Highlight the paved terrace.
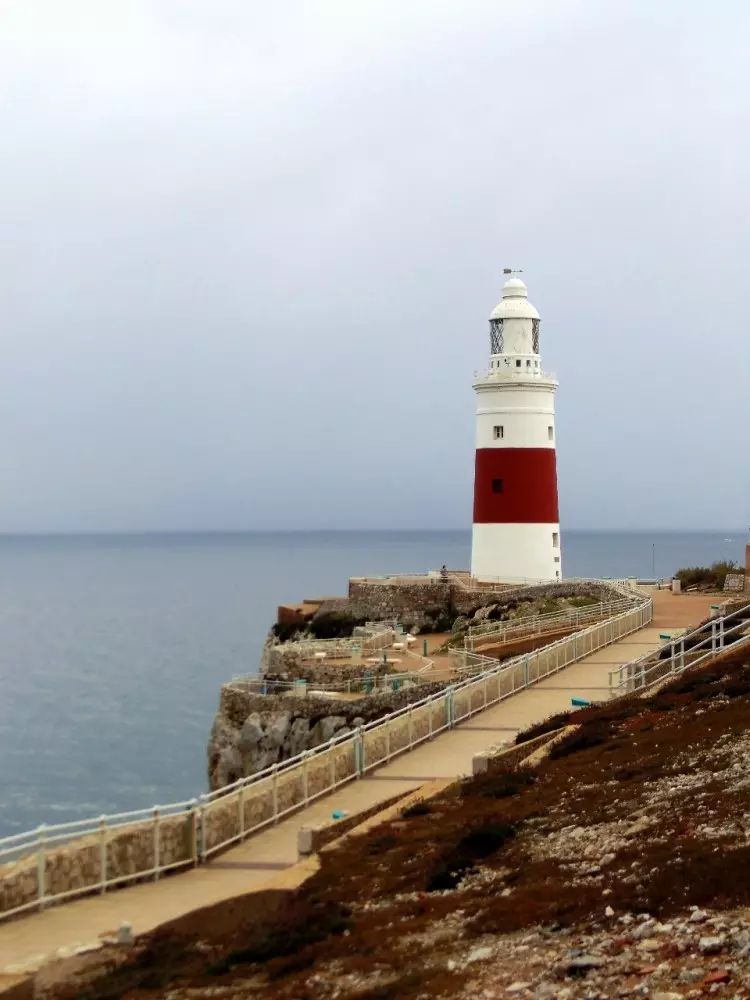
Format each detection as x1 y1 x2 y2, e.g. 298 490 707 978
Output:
0 590 717 974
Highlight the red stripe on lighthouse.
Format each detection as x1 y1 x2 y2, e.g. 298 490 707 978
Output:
473 448 559 524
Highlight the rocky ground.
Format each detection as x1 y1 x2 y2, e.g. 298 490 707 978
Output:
37 638 750 1000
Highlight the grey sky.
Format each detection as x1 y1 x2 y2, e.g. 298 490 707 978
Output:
0 0 747 532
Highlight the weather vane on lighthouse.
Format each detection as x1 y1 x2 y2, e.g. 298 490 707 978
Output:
503 267 524 277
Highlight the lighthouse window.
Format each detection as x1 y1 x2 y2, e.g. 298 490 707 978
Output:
515 360 522 368
491 478 504 494
526 360 531 367
548 425 554 441
552 532 559 547
493 425 504 440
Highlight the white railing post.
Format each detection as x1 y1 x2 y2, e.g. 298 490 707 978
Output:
385 715 391 761
408 707 413 747
679 638 685 672
153 807 161 881
711 620 717 652
238 782 245 839
302 753 309 802
37 825 46 909
99 815 108 894
329 741 336 788
272 764 279 821
198 794 207 864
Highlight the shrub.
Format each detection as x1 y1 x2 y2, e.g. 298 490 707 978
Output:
426 823 516 892
272 621 304 642
567 595 600 608
462 767 537 800
675 560 739 591
548 721 611 760
308 612 367 639
401 800 432 818
515 711 572 744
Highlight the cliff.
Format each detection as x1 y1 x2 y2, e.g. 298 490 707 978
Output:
44 635 750 1000
207 682 447 789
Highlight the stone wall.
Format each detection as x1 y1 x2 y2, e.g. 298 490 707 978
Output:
0 812 194 919
261 660 393 685
317 579 632 630
208 682 447 790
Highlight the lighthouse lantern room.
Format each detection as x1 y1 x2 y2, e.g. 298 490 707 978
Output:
470 275 561 583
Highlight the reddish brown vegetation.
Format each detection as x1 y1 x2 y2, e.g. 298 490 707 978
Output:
46 644 750 1000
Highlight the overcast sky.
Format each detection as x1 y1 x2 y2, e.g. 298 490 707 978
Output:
0 0 746 532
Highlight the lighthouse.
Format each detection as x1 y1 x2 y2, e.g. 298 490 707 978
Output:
470 275 561 583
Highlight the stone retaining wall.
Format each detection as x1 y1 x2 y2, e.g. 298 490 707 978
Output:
0 813 194 919
334 579 629 628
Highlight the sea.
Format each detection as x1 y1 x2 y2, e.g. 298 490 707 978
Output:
0 529 743 838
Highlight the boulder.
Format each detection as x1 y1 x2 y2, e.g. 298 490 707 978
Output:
208 713 237 751
285 717 311 757
310 716 348 747
260 711 292 753
215 746 243 786
238 713 264 753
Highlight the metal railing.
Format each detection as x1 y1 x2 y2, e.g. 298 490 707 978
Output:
463 596 638 648
0 587 653 922
473 367 558 383
228 670 428 697
609 603 750 697
262 622 396 669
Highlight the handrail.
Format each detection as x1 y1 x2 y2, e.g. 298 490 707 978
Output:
228 670 428 696
0 584 653 921
608 603 750 697
464 596 637 646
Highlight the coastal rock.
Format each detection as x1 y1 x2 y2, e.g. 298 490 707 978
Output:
285 717 311 757
310 716 348 747
260 711 291 753
215 746 243 786
698 936 725 955
238 714 264 753
208 713 238 752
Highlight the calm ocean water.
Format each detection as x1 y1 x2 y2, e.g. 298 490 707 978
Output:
0 529 743 836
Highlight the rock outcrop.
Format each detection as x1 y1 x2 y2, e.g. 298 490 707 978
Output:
206 683 443 790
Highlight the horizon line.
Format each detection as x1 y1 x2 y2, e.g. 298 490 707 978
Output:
0 527 744 538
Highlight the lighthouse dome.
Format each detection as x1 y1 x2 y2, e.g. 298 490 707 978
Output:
489 277 540 321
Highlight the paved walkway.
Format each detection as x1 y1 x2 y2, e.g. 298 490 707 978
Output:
0 590 718 974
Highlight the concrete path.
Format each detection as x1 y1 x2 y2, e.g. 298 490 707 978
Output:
0 591 718 974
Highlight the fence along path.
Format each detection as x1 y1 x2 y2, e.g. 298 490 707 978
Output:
2 590 730 972
0 585 650 926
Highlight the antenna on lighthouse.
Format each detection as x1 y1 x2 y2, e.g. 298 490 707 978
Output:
503 268 524 277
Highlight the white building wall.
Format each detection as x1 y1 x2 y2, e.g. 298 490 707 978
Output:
475 384 556 449
471 523 562 583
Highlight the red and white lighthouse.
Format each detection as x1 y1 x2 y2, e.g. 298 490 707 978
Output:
470 275 561 583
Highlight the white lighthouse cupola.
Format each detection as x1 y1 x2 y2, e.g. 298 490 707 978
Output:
470 275 562 582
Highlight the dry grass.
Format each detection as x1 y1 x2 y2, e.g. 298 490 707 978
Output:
44 644 750 1000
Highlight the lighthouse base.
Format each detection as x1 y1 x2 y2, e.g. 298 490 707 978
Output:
470 522 561 584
